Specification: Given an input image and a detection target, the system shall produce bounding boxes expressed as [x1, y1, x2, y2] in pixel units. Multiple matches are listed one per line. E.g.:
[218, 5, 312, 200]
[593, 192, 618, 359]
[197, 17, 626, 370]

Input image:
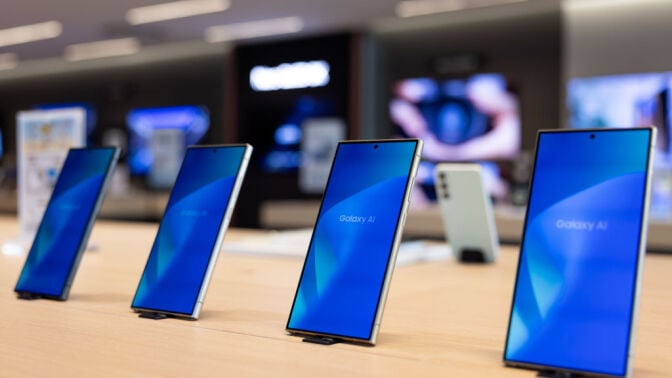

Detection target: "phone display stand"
[17, 293, 42, 300]
[138, 312, 169, 320]
[459, 248, 487, 263]
[537, 370, 586, 378]
[302, 336, 342, 346]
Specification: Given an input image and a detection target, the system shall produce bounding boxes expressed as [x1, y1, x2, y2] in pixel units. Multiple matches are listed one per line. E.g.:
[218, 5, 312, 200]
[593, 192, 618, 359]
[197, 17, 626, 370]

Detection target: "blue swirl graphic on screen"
[288, 141, 417, 340]
[132, 146, 246, 315]
[505, 130, 651, 376]
[15, 148, 116, 297]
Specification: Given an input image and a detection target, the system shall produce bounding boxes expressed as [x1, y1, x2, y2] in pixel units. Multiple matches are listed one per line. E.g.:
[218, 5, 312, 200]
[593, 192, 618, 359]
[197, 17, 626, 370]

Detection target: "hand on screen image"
[390, 75, 521, 161]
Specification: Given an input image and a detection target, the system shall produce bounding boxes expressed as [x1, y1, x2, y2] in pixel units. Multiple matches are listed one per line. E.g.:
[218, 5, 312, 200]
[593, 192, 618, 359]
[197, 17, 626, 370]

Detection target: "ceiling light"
[0, 21, 62, 48]
[126, 0, 230, 25]
[205, 16, 304, 43]
[64, 37, 140, 61]
[563, 0, 665, 11]
[0, 53, 18, 70]
[396, 0, 526, 18]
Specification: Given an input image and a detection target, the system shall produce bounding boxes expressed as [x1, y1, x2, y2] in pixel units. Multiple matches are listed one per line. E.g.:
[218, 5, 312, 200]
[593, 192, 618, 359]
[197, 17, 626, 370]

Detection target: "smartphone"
[504, 128, 655, 377]
[286, 139, 422, 345]
[434, 163, 498, 263]
[131, 144, 252, 320]
[15, 147, 120, 300]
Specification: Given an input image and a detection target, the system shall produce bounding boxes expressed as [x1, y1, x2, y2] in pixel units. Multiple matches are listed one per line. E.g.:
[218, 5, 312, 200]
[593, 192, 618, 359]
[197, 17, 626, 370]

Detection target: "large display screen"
[15, 147, 119, 299]
[286, 139, 421, 343]
[390, 74, 520, 161]
[253, 96, 337, 173]
[390, 74, 520, 205]
[567, 72, 670, 141]
[131, 145, 251, 318]
[567, 72, 672, 217]
[504, 128, 654, 377]
[126, 105, 209, 184]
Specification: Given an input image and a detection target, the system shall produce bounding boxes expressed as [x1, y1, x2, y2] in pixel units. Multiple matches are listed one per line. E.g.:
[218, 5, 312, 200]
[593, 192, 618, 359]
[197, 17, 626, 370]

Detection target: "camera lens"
[590, 134, 595, 139]
[374, 144, 378, 149]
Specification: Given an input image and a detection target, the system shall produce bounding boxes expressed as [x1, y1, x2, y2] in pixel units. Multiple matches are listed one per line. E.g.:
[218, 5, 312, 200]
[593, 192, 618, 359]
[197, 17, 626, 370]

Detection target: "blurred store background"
[1, 0, 671, 246]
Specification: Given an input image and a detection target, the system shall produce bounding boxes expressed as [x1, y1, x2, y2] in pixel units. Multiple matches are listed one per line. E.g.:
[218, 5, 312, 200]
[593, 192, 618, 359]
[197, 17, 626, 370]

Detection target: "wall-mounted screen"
[126, 105, 209, 189]
[253, 96, 338, 173]
[567, 72, 670, 138]
[390, 74, 521, 205]
[567, 72, 672, 217]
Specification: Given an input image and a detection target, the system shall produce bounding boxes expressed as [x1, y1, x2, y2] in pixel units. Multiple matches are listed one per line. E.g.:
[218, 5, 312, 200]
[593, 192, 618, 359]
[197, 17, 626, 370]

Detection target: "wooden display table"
[0, 217, 670, 376]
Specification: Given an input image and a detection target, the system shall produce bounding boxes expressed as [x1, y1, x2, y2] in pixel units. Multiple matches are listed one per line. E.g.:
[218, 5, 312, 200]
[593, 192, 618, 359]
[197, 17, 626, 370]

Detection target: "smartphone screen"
[131, 144, 252, 319]
[15, 147, 120, 300]
[286, 139, 422, 344]
[504, 128, 655, 377]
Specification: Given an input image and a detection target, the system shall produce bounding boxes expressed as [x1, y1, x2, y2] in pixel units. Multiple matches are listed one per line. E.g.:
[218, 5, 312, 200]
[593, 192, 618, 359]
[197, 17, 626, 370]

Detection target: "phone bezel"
[14, 147, 121, 300]
[130, 144, 252, 320]
[285, 138, 423, 345]
[502, 127, 656, 377]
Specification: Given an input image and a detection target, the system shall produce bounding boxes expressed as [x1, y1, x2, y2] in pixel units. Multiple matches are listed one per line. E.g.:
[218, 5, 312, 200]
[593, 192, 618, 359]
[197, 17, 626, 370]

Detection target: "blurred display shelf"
[2, 188, 671, 251]
[0, 188, 168, 221]
[0, 189, 15, 214]
[260, 200, 672, 252]
[259, 200, 523, 240]
[99, 191, 169, 220]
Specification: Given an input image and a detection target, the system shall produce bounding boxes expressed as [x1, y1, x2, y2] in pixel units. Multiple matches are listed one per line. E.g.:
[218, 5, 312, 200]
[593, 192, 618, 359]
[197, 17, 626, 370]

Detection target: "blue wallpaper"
[15, 148, 118, 298]
[132, 145, 248, 316]
[287, 140, 419, 341]
[505, 129, 652, 376]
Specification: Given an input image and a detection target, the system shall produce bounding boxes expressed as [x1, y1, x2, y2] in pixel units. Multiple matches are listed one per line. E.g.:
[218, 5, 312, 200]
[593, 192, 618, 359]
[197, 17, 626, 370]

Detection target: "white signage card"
[16, 107, 86, 244]
[299, 118, 345, 194]
[148, 128, 185, 189]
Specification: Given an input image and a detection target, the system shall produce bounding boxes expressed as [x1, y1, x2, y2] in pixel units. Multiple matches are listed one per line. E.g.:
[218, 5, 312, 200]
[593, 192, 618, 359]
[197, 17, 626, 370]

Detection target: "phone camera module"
[590, 134, 595, 140]
[374, 144, 378, 149]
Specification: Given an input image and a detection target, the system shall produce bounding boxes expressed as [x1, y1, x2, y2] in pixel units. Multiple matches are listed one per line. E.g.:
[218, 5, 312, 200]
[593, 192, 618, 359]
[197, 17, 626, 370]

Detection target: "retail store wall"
[564, 0, 672, 78]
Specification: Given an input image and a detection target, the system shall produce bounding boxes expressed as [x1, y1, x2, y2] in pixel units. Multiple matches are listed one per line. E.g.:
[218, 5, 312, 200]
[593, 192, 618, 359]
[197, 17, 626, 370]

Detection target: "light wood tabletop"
[0, 216, 670, 377]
